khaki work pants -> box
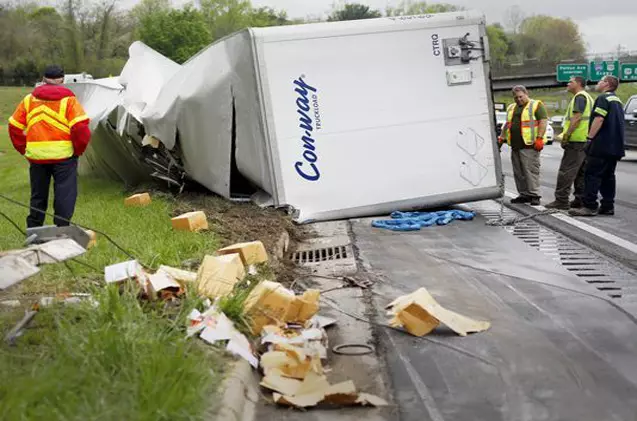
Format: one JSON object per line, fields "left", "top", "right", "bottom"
{"left": 554, "top": 142, "right": 587, "bottom": 204}
{"left": 511, "top": 148, "right": 541, "bottom": 199}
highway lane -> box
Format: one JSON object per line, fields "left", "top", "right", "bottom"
{"left": 501, "top": 144, "right": 637, "bottom": 245}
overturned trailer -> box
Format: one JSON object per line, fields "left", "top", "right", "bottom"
{"left": 71, "top": 10, "right": 503, "bottom": 223}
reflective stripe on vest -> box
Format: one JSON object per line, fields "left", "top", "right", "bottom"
{"left": 503, "top": 100, "right": 546, "bottom": 146}
{"left": 23, "top": 96, "right": 74, "bottom": 161}
{"left": 563, "top": 91, "right": 593, "bottom": 142}
{"left": 25, "top": 140, "right": 74, "bottom": 161}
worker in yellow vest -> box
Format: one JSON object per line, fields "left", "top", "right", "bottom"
{"left": 546, "top": 76, "right": 594, "bottom": 210}
{"left": 498, "top": 85, "right": 548, "bottom": 206}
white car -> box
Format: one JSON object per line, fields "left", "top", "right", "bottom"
{"left": 545, "top": 124, "right": 554, "bottom": 145}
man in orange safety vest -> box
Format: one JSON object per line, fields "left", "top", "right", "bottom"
{"left": 8, "top": 65, "right": 91, "bottom": 228}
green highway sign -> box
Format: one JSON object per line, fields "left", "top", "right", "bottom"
{"left": 621, "top": 63, "right": 637, "bottom": 81}
{"left": 556, "top": 64, "right": 588, "bottom": 82}
{"left": 589, "top": 60, "right": 620, "bottom": 82}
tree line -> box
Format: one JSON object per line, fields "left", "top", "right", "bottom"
{"left": 0, "top": 0, "right": 586, "bottom": 86}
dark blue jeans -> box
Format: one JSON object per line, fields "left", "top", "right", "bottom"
{"left": 583, "top": 156, "right": 619, "bottom": 211}
{"left": 27, "top": 157, "right": 78, "bottom": 228}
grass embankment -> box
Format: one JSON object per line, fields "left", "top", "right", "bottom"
{"left": 0, "top": 86, "right": 292, "bottom": 421}
{"left": 494, "top": 82, "right": 637, "bottom": 115}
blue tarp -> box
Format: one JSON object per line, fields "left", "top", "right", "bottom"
{"left": 372, "top": 210, "right": 476, "bottom": 232}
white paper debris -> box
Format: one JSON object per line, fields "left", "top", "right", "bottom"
{"left": 148, "top": 271, "right": 180, "bottom": 292}
{"left": 104, "top": 260, "right": 144, "bottom": 283}
{"left": 227, "top": 336, "right": 259, "bottom": 368}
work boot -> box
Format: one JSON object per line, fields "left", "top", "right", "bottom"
{"left": 569, "top": 207, "right": 598, "bottom": 217}
{"left": 510, "top": 195, "right": 531, "bottom": 204}
{"left": 529, "top": 198, "right": 541, "bottom": 206}
{"left": 570, "top": 198, "right": 583, "bottom": 208}
{"left": 598, "top": 208, "right": 615, "bottom": 216}
{"left": 545, "top": 201, "right": 569, "bottom": 210}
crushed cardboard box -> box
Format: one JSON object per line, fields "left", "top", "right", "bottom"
{"left": 171, "top": 211, "right": 208, "bottom": 232}
{"left": 104, "top": 260, "right": 147, "bottom": 285}
{"left": 124, "top": 193, "right": 152, "bottom": 207}
{"left": 244, "top": 281, "right": 297, "bottom": 334}
{"left": 285, "top": 289, "right": 320, "bottom": 323}
{"left": 197, "top": 254, "right": 245, "bottom": 298}
{"left": 217, "top": 241, "right": 268, "bottom": 265}
{"left": 386, "top": 288, "right": 490, "bottom": 337}
{"left": 148, "top": 271, "right": 181, "bottom": 296}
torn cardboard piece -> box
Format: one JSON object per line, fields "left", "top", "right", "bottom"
{"left": 197, "top": 254, "right": 245, "bottom": 298}
{"left": 0, "top": 255, "right": 40, "bottom": 290}
{"left": 261, "top": 370, "right": 302, "bottom": 395}
{"left": 104, "top": 260, "right": 147, "bottom": 285}
{"left": 148, "top": 271, "right": 181, "bottom": 295}
{"left": 157, "top": 265, "right": 197, "bottom": 283}
{"left": 386, "top": 288, "right": 490, "bottom": 337}
{"left": 217, "top": 241, "right": 268, "bottom": 265}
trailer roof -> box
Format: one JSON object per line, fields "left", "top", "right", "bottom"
{"left": 249, "top": 10, "right": 486, "bottom": 42}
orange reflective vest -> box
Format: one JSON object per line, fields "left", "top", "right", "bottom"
{"left": 8, "top": 93, "right": 89, "bottom": 162}
{"left": 500, "top": 100, "right": 547, "bottom": 146}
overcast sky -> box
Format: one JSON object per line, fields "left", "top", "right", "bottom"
{"left": 123, "top": 0, "right": 637, "bottom": 53}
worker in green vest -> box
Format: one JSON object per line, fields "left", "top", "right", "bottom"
{"left": 546, "top": 76, "right": 594, "bottom": 210}
{"left": 498, "top": 85, "right": 548, "bottom": 206}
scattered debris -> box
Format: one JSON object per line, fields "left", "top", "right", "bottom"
{"left": 1, "top": 239, "right": 87, "bottom": 289}
{"left": 148, "top": 271, "right": 181, "bottom": 296}
{"left": 217, "top": 241, "right": 268, "bottom": 265}
{"left": 124, "top": 192, "right": 152, "bottom": 207}
{"left": 84, "top": 229, "right": 97, "bottom": 249}
{"left": 5, "top": 309, "right": 37, "bottom": 346}
{"left": 171, "top": 211, "right": 208, "bottom": 232}
{"left": 197, "top": 254, "right": 245, "bottom": 298}
{"left": 386, "top": 288, "right": 491, "bottom": 337}
{"left": 25, "top": 225, "right": 91, "bottom": 249}
{"left": 188, "top": 304, "right": 259, "bottom": 368}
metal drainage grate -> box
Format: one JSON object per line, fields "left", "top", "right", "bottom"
{"left": 474, "top": 201, "right": 637, "bottom": 300}
{"left": 292, "top": 246, "right": 349, "bottom": 265}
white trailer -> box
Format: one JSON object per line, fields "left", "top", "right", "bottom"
{"left": 75, "top": 11, "right": 503, "bottom": 222}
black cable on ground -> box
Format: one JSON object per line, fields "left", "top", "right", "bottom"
{"left": 0, "top": 192, "right": 142, "bottom": 265}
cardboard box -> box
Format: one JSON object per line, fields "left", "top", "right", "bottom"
{"left": 171, "top": 211, "right": 208, "bottom": 232}
{"left": 196, "top": 254, "right": 245, "bottom": 298}
{"left": 217, "top": 241, "right": 268, "bottom": 265}
{"left": 244, "top": 281, "right": 296, "bottom": 334}
{"left": 285, "top": 289, "right": 320, "bottom": 323}
{"left": 124, "top": 193, "right": 151, "bottom": 207}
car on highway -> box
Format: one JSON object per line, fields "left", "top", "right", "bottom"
{"left": 625, "top": 95, "right": 637, "bottom": 149}
{"left": 494, "top": 111, "right": 554, "bottom": 145}
{"left": 550, "top": 115, "right": 565, "bottom": 137}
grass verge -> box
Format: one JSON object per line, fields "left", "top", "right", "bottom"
{"left": 0, "top": 285, "right": 224, "bottom": 421}
{"left": 494, "top": 82, "right": 637, "bottom": 114}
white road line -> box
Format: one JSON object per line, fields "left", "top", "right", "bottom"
{"left": 503, "top": 191, "right": 637, "bottom": 254}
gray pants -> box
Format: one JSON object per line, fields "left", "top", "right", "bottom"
{"left": 511, "top": 148, "right": 541, "bottom": 198}
{"left": 554, "top": 142, "right": 587, "bottom": 204}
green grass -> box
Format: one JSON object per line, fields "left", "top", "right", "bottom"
{"left": 495, "top": 82, "right": 637, "bottom": 114}
{"left": 0, "top": 286, "right": 225, "bottom": 421}
{"left": 0, "top": 86, "right": 232, "bottom": 421}
{"left": 0, "top": 86, "right": 31, "bottom": 121}
{"left": 0, "top": 129, "right": 219, "bottom": 294}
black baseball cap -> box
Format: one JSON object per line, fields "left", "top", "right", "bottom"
{"left": 44, "top": 65, "right": 64, "bottom": 79}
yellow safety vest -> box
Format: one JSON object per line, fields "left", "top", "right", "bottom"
{"left": 501, "top": 100, "right": 547, "bottom": 146}
{"left": 563, "top": 91, "right": 593, "bottom": 142}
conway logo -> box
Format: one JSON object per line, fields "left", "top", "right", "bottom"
{"left": 293, "top": 76, "right": 321, "bottom": 181}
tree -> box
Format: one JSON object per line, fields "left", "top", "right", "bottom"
{"left": 138, "top": 5, "right": 212, "bottom": 63}
{"left": 327, "top": 3, "right": 381, "bottom": 21}
{"left": 516, "top": 16, "right": 586, "bottom": 64}
{"left": 386, "top": 1, "right": 461, "bottom": 16}
{"left": 504, "top": 5, "right": 525, "bottom": 34}
{"left": 486, "top": 24, "right": 509, "bottom": 68}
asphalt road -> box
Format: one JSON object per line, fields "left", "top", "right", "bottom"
{"left": 501, "top": 144, "right": 637, "bottom": 245}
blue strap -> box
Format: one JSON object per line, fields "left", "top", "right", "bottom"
{"left": 372, "top": 210, "right": 475, "bottom": 232}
